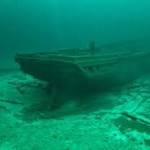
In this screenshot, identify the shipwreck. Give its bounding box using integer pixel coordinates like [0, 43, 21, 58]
[15, 41, 150, 98]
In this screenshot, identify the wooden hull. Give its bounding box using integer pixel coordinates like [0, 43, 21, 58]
[15, 50, 150, 96]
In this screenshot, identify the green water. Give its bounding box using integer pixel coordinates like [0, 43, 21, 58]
[1, 0, 150, 67]
[1, 1, 150, 150]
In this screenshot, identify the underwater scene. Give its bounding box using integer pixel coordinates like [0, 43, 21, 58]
[1, 0, 150, 149]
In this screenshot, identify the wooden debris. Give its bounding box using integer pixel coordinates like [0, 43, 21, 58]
[0, 99, 23, 105]
[121, 111, 150, 126]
